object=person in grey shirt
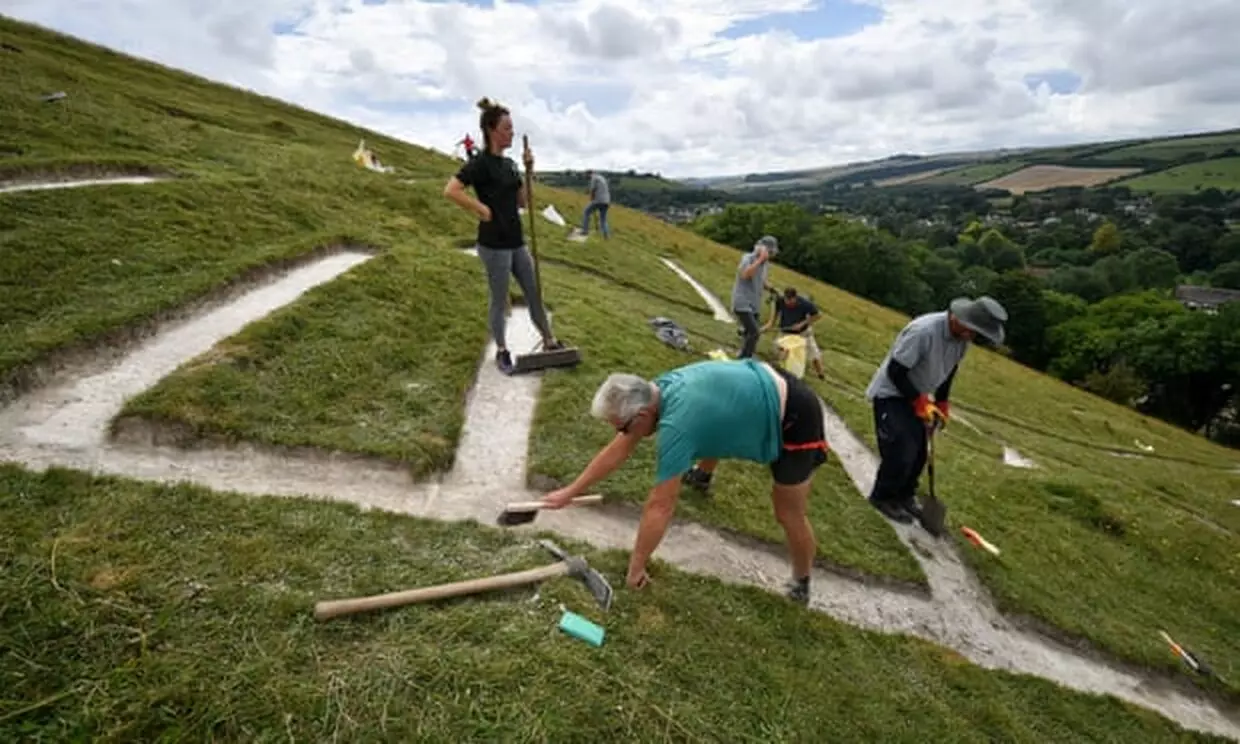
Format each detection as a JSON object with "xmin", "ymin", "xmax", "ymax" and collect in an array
[
  {"xmin": 731, "ymin": 235, "xmax": 779, "ymax": 358},
  {"xmin": 580, "ymin": 170, "xmax": 611, "ymax": 239},
  {"xmin": 863, "ymin": 296, "xmax": 1008, "ymax": 526}
]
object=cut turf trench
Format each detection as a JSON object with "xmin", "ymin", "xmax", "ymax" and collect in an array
[{"xmin": 0, "ymin": 255, "xmax": 1237, "ymax": 741}]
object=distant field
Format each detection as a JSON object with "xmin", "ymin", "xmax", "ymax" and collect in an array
[
  {"xmin": 873, "ymin": 167, "xmax": 955, "ymax": 186},
  {"xmin": 1088, "ymin": 132, "xmax": 1240, "ymax": 163},
  {"xmin": 918, "ymin": 161, "xmax": 1027, "ymax": 186},
  {"xmin": 1116, "ymin": 156, "xmax": 1240, "ymax": 193},
  {"xmin": 977, "ymin": 164, "xmax": 1143, "ymax": 194}
]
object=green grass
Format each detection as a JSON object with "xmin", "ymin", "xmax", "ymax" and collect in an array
[
  {"xmin": 525, "ymin": 263, "xmax": 925, "ymax": 586},
  {"xmin": 1115, "ymin": 157, "xmax": 1240, "ymax": 193},
  {"xmin": 6, "ymin": 10, "xmax": 1240, "ymax": 721},
  {"xmin": 1088, "ymin": 132, "xmax": 1240, "ymax": 163},
  {"xmin": 0, "ymin": 464, "xmax": 1223, "ymax": 743},
  {"xmin": 919, "ymin": 161, "xmax": 1028, "ymax": 186}
]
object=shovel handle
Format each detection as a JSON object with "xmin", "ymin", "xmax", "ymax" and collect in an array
[
  {"xmin": 505, "ymin": 494, "xmax": 603, "ymax": 512},
  {"xmin": 314, "ymin": 560, "xmax": 570, "ymax": 621}
]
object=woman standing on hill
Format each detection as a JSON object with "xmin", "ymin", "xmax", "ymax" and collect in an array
[{"xmin": 443, "ymin": 98, "xmax": 566, "ymax": 375}]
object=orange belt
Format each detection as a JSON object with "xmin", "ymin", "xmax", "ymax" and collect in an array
[{"xmin": 783, "ymin": 439, "xmax": 828, "ymax": 452}]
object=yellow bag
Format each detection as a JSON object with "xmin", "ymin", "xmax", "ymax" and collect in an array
[{"xmin": 775, "ymin": 334, "xmax": 808, "ymax": 379}]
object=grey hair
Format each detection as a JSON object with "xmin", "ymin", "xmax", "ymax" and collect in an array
[{"xmin": 590, "ymin": 373, "xmax": 655, "ymax": 421}]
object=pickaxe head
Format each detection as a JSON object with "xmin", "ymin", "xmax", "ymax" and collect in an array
[{"xmin": 539, "ymin": 539, "xmax": 614, "ymax": 611}]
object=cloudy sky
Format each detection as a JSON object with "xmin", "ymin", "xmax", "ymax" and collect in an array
[{"xmin": 6, "ymin": 0, "xmax": 1240, "ymax": 178}]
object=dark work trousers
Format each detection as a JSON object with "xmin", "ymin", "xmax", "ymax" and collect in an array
[
  {"xmin": 869, "ymin": 396, "xmax": 928, "ymax": 506},
  {"xmin": 736, "ymin": 310, "xmax": 760, "ymax": 358}
]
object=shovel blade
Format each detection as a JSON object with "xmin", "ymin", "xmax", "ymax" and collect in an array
[{"xmin": 918, "ymin": 493, "xmax": 947, "ymax": 538}]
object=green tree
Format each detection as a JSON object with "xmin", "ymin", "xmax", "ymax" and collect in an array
[
  {"xmin": 958, "ymin": 265, "xmax": 997, "ymax": 297},
  {"xmin": 1046, "ymin": 266, "xmax": 1110, "ymax": 304},
  {"xmin": 1043, "ymin": 290, "xmax": 1087, "ymax": 329},
  {"xmin": 1212, "ymin": 261, "xmax": 1240, "ymax": 290},
  {"xmin": 1213, "ymin": 232, "xmax": 1240, "ymax": 267},
  {"xmin": 1082, "ymin": 361, "xmax": 1148, "ymax": 407},
  {"xmin": 918, "ymin": 254, "xmax": 964, "ymax": 309},
  {"xmin": 991, "ymin": 242, "xmax": 1027, "ymax": 272},
  {"xmin": 1093, "ymin": 254, "xmax": 1137, "ymax": 295},
  {"xmin": 1125, "ymin": 247, "xmax": 1180, "ymax": 290},
  {"xmin": 1089, "ymin": 220, "xmax": 1123, "ymax": 255},
  {"xmin": 988, "ymin": 271, "xmax": 1049, "ymax": 367}
]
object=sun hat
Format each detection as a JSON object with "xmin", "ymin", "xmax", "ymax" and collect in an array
[{"xmin": 948, "ymin": 295, "xmax": 1008, "ymax": 345}]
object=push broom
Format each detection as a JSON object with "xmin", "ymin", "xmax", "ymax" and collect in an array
[
  {"xmin": 496, "ymin": 493, "xmax": 604, "ymax": 526},
  {"xmin": 511, "ymin": 134, "xmax": 582, "ymax": 374}
]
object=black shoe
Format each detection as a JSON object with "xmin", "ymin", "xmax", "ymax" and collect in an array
[
  {"xmin": 495, "ymin": 349, "xmax": 514, "ymax": 375},
  {"xmin": 868, "ymin": 496, "xmax": 914, "ymax": 524},
  {"xmin": 786, "ymin": 577, "xmax": 810, "ymax": 605},
  {"xmin": 681, "ymin": 467, "xmax": 713, "ymax": 494},
  {"xmin": 901, "ymin": 498, "xmax": 924, "ymax": 521}
]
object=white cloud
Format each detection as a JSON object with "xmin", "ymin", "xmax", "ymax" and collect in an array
[{"xmin": 7, "ymin": 0, "xmax": 1240, "ymax": 178}]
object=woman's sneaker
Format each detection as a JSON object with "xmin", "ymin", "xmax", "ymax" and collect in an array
[{"xmin": 495, "ymin": 349, "xmax": 514, "ymax": 375}]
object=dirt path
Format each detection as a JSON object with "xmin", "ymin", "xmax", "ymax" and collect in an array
[{"xmin": 0, "ymin": 253, "xmax": 1236, "ymax": 740}]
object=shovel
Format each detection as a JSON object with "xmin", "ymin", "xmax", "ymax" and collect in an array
[
  {"xmin": 496, "ymin": 493, "xmax": 603, "ymax": 526},
  {"xmin": 918, "ymin": 423, "xmax": 947, "ymax": 538}
]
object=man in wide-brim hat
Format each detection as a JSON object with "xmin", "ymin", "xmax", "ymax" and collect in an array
[{"xmin": 862, "ymin": 295, "xmax": 1009, "ymax": 525}]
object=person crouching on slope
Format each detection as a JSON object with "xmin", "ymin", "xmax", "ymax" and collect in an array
[
  {"xmin": 443, "ymin": 97, "xmax": 568, "ymax": 375},
  {"xmin": 863, "ymin": 296, "xmax": 1008, "ymax": 525},
  {"xmin": 731, "ymin": 235, "xmax": 779, "ymax": 359},
  {"xmin": 538, "ymin": 358, "xmax": 830, "ymax": 605},
  {"xmin": 763, "ymin": 286, "xmax": 826, "ymax": 380}
]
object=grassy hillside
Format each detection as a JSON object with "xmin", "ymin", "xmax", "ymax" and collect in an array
[
  {"xmin": 4, "ymin": 464, "xmax": 1219, "ymax": 743},
  {"xmin": 3, "ymin": 13, "xmax": 1240, "ymax": 738},
  {"xmin": 1115, "ymin": 156, "xmax": 1240, "ymax": 193}
]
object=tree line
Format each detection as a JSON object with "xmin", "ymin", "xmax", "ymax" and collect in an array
[{"xmin": 688, "ymin": 190, "xmax": 1240, "ymax": 447}]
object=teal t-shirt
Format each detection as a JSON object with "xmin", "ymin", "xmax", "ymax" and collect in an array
[{"xmin": 652, "ymin": 359, "xmax": 783, "ymax": 484}]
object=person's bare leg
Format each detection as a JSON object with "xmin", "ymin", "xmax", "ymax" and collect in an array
[
  {"xmin": 696, "ymin": 458, "xmax": 719, "ymax": 474},
  {"xmin": 771, "ymin": 479, "xmax": 816, "ymax": 580}
]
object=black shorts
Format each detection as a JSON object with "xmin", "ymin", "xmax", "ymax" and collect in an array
[{"xmin": 770, "ymin": 366, "xmax": 830, "ymax": 485}]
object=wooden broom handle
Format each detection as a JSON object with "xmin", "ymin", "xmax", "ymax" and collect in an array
[
  {"xmin": 506, "ymin": 494, "xmax": 603, "ymax": 511},
  {"xmin": 314, "ymin": 560, "xmax": 571, "ymax": 621}
]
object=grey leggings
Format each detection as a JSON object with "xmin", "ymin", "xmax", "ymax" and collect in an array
[{"xmin": 477, "ymin": 244, "xmax": 552, "ymax": 349}]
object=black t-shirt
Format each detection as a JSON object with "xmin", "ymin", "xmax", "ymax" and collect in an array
[
  {"xmin": 455, "ymin": 151, "xmax": 525, "ymax": 250},
  {"xmin": 775, "ymin": 297, "xmax": 819, "ymax": 331}
]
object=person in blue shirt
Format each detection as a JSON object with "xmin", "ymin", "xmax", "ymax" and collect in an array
[{"xmin": 539, "ymin": 358, "xmax": 830, "ymax": 605}]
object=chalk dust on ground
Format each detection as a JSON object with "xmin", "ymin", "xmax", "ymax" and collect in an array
[
  {"xmin": 0, "ymin": 175, "xmax": 167, "ymax": 193},
  {"xmin": 0, "ymin": 254, "xmax": 1236, "ymax": 741}
]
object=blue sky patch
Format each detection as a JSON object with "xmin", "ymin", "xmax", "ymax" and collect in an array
[
  {"xmin": 719, "ymin": 0, "xmax": 883, "ymax": 41},
  {"xmin": 1023, "ymin": 69, "xmax": 1082, "ymax": 95}
]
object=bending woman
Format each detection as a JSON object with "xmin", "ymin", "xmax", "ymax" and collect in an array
[{"xmin": 443, "ymin": 98, "xmax": 567, "ymax": 375}]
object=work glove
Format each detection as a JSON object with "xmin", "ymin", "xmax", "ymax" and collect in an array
[{"xmin": 913, "ymin": 394, "xmax": 948, "ymax": 431}]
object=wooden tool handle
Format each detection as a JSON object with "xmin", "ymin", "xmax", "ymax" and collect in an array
[
  {"xmin": 314, "ymin": 560, "xmax": 570, "ymax": 621},
  {"xmin": 506, "ymin": 494, "xmax": 603, "ymax": 511}
]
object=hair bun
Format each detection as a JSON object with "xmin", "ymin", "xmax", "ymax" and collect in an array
[{"xmin": 476, "ymin": 97, "xmax": 494, "ymax": 111}]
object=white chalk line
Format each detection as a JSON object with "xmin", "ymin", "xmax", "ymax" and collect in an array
[
  {"xmin": 0, "ymin": 254, "xmax": 1235, "ymax": 740},
  {"xmin": 659, "ymin": 257, "xmax": 734, "ymax": 323},
  {"xmin": 0, "ymin": 176, "xmax": 167, "ymax": 194}
]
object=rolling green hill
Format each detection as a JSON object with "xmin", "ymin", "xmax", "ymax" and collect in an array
[
  {"xmin": 2, "ymin": 13, "xmax": 1239, "ymax": 741},
  {"xmin": 688, "ymin": 129, "xmax": 1240, "ymax": 197}
]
